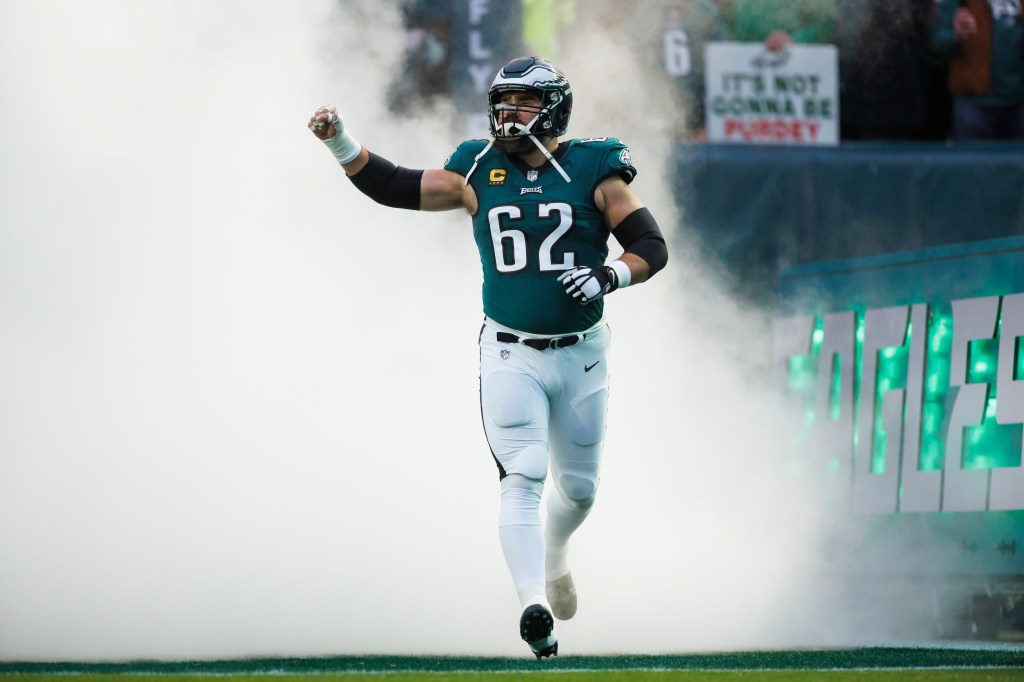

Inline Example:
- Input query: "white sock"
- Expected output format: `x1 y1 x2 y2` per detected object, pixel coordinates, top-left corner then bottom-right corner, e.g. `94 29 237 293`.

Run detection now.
499 525 546 605
498 476 546 606
544 486 594 581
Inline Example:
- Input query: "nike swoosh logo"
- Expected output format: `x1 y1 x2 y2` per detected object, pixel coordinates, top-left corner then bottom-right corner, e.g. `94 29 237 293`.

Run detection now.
584 362 600 373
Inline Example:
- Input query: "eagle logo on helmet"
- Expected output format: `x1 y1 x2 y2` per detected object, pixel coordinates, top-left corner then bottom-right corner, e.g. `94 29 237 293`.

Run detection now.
487 56 573 141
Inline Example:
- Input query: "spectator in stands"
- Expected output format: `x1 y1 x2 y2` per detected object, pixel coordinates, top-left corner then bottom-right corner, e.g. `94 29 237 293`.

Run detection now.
522 0 577 62
386 0 450 115
840 0 950 140
628 0 731 141
724 0 838 51
931 0 1024 141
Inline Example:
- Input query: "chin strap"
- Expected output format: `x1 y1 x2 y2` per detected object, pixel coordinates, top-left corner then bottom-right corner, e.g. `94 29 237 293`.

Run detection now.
464 133 571 185
528 134 571 183
464 138 494 185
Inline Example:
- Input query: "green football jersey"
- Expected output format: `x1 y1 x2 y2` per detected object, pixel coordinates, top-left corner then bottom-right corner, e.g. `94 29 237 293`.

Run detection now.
444 137 638 335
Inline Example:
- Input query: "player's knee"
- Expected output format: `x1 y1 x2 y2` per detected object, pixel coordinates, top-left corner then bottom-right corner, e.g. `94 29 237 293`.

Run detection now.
500 473 544 499
570 388 608 446
558 473 597 509
499 473 543 527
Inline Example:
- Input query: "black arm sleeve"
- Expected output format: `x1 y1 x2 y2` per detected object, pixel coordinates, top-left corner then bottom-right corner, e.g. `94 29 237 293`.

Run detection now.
612 207 669 276
348 151 424 211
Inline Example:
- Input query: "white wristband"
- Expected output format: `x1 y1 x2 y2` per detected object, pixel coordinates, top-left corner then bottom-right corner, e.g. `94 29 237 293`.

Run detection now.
322 128 362 165
610 260 632 288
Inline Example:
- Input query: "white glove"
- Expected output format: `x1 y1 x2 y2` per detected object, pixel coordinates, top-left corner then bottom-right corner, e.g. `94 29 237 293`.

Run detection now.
558 262 630 305
307 104 361 164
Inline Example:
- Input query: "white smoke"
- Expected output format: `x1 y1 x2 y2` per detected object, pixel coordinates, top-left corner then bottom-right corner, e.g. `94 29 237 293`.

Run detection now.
0 0 495 660
0 0 921 662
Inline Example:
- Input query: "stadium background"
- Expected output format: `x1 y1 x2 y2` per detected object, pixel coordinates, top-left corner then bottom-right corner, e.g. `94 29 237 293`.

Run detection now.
1 0 1022 665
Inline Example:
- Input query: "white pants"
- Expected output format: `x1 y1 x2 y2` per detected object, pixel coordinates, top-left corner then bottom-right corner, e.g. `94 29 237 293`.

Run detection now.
478 318 610 605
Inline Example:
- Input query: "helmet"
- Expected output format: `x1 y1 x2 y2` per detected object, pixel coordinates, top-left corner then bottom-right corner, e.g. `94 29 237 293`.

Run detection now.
487 56 573 140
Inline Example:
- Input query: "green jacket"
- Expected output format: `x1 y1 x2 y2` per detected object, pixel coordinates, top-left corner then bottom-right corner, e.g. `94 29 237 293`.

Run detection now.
727 0 837 45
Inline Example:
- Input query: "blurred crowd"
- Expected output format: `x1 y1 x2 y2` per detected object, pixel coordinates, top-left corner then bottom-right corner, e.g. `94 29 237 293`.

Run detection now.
388 0 1024 143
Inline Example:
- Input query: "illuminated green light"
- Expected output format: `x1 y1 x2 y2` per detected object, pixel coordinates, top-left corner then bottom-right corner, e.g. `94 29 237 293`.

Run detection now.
873 343 908 475
788 355 816 393
968 338 999 384
785 317 823 451
920 438 943 470
921 309 952 468
781 301 1022 486
872 429 887 473
920 401 945 470
877 345 908 393
972 455 999 469
922 403 942 432
963 400 1022 470
830 354 842 421
925 353 950 398
929 313 953 353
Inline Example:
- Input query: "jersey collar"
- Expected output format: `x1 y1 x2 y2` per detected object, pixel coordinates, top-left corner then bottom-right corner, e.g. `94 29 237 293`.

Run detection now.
508 141 570 179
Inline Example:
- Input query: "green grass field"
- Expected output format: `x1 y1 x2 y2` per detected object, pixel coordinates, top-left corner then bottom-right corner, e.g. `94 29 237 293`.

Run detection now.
2 648 1023 681
7 673 1024 682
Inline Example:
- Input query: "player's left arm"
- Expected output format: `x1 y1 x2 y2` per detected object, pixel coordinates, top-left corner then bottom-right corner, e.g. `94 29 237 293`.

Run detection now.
596 175 668 285
558 175 668 305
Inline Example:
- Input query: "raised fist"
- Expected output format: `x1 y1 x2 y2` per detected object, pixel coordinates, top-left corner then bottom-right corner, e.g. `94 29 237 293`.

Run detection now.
308 105 341 141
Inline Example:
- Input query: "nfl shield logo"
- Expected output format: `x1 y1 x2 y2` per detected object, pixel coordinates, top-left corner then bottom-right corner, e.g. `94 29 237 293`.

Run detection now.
527 170 538 182
500 348 510 360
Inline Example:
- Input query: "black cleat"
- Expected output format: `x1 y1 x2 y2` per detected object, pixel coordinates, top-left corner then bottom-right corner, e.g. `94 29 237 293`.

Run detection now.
519 603 558 659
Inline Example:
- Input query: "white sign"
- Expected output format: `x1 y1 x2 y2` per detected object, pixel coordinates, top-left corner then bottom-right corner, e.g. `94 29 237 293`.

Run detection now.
705 42 839 145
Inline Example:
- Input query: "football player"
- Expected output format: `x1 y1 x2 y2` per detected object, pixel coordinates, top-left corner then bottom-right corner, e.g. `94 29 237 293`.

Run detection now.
308 56 668 658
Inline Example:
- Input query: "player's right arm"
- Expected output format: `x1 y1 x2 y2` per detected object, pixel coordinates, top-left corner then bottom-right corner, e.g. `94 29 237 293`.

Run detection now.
308 105 466 212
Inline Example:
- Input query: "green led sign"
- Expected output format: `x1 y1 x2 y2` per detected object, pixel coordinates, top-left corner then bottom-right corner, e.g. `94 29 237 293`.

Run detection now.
776 293 1024 513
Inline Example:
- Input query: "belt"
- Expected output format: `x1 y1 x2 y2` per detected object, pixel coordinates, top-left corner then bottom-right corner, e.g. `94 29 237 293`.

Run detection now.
496 331 586 350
